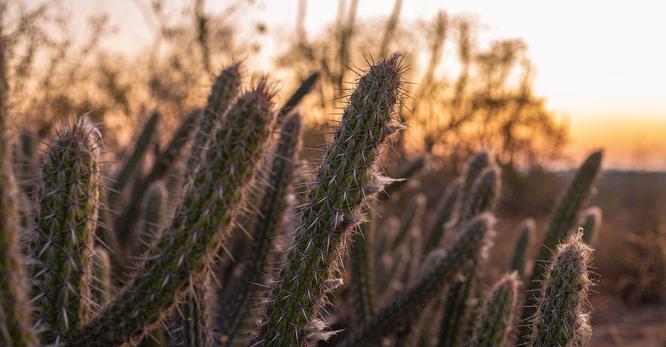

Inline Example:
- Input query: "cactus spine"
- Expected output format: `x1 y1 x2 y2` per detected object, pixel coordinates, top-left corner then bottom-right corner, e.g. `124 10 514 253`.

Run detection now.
215 112 302 346
469 273 519 347
67 80 276 346
338 214 496 347
528 232 593 346
510 219 534 278
258 54 405 347
520 150 602 341
0 26 39 346
31 117 101 343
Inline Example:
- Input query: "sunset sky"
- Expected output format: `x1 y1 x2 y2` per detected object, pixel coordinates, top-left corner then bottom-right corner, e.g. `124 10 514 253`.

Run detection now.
31 0 666 169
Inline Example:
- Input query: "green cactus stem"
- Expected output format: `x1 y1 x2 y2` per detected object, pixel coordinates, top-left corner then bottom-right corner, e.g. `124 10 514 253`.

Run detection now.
186 63 242 175
509 219 534 278
469 272 519 347
257 54 406 347
32 117 102 343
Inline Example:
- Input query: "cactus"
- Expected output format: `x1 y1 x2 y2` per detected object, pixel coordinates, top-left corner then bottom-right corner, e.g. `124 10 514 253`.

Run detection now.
116 110 199 254
580 206 602 244
509 219 534 278
424 178 462 254
168 287 210 347
276 71 320 122
215 112 302 346
438 159 500 347
172 65 242 347
109 111 160 208
391 193 427 251
0 29 39 346
350 220 377 324
520 150 602 341
186 63 242 175
338 214 496 347
457 150 491 213
66 80 276 346
31 117 102 343
469 272 519 347
91 247 113 309
528 232 593 347
257 54 405 347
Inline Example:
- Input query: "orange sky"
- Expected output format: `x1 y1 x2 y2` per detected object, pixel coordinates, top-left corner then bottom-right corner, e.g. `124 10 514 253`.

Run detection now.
25 0 666 169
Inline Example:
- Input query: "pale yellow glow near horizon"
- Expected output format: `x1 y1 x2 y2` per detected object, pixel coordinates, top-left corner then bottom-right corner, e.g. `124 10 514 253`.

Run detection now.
28 0 666 169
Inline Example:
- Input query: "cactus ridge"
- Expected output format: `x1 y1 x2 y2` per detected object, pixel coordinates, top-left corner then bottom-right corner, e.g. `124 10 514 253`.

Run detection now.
337 214 496 347
66 79 276 347
31 116 102 344
258 53 406 347
528 232 593 347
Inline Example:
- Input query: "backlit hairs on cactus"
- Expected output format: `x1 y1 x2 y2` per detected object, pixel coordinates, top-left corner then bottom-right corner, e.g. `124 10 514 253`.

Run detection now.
257 53 406 347
470 272 519 347
0 30 39 346
528 232 593 347
66 79 276 347
338 214 496 347
32 116 102 344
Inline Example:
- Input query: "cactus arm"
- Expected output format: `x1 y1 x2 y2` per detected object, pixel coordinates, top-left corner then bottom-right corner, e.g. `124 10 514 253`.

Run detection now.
257 54 405 347
66 81 276 347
